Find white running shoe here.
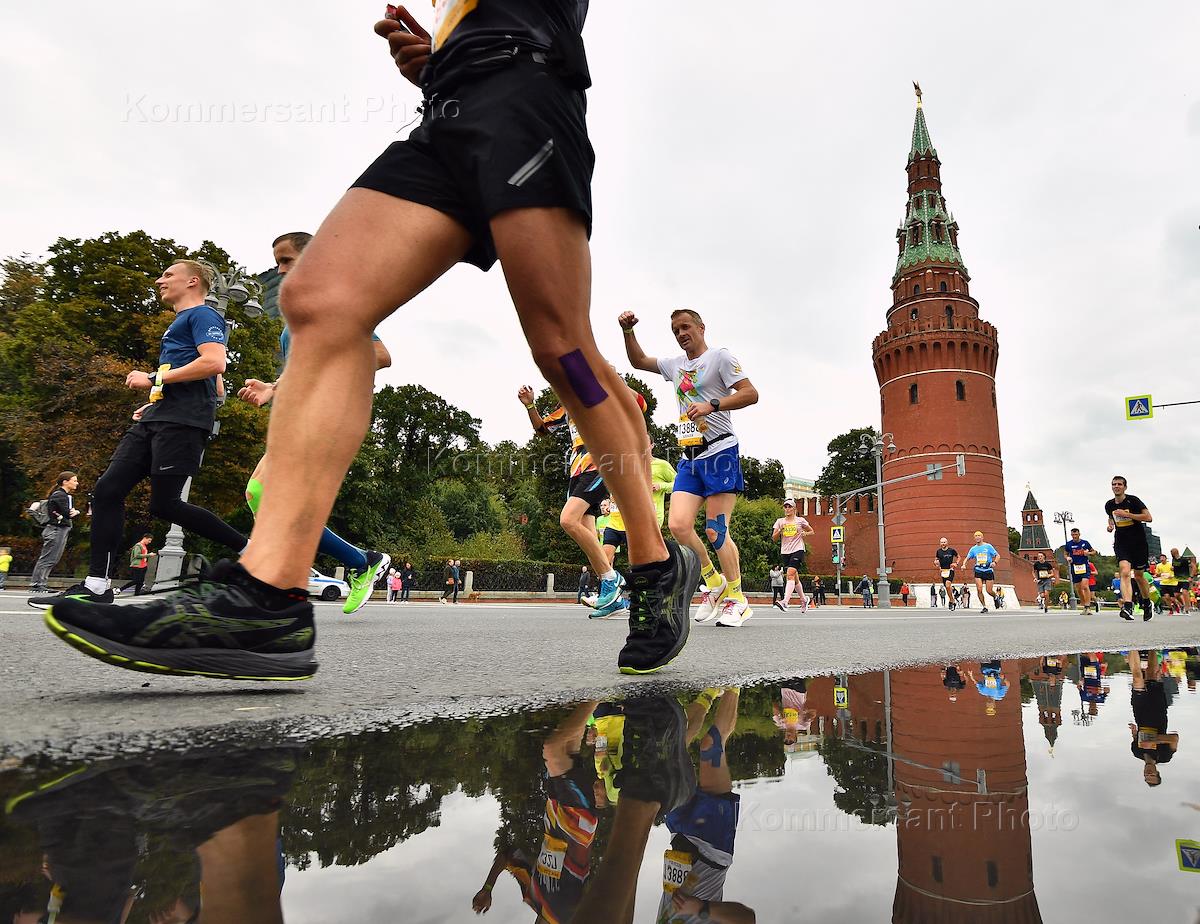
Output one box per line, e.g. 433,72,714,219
798,596,809,614
694,577,728,623
772,599,788,612
715,596,752,627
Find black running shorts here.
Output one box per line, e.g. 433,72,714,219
782,550,807,573
1114,529,1150,571
974,569,996,582
109,421,208,477
602,527,626,549
353,58,595,271
567,471,608,518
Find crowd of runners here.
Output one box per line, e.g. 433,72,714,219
17,3,1193,691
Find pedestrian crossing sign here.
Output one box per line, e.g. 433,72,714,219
1125,395,1153,420
1179,839,1200,873
834,686,849,709
831,526,845,544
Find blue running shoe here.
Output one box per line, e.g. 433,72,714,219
595,572,626,609
590,596,630,620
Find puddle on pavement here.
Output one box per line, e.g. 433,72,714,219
3,647,1199,923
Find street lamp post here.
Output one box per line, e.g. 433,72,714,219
153,264,263,590
1052,510,1077,608
861,431,897,608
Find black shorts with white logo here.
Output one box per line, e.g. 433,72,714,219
781,550,807,573
567,471,608,518
353,58,595,271
1114,529,1150,572
109,421,208,477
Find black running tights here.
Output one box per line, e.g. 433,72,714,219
89,461,246,578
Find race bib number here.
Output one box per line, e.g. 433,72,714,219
1045,657,1059,669
1083,665,1099,680
940,569,951,579
536,835,567,881
1073,563,1087,575
782,524,798,538
782,707,799,724
676,416,703,448
663,850,692,894
1113,513,1133,527
567,418,585,450
1137,727,1156,747
984,676,998,689
975,552,989,566
432,0,478,52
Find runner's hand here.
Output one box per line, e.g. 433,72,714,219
471,888,492,913
672,894,702,915
238,379,276,407
375,12,431,87
126,370,155,389
517,385,536,406
684,401,711,420
132,403,151,421
618,311,639,330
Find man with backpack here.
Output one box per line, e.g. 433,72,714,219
28,472,80,594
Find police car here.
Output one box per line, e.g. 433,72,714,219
308,568,350,601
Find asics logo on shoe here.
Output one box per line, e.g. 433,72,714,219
131,604,302,647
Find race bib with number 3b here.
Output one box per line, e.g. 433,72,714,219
1073,563,1087,575
536,835,567,880
432,0,478,51
976,552,988,566
663,850,693,893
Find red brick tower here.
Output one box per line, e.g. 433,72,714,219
872,88,1011,586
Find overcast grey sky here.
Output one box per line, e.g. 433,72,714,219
2,2,1197,552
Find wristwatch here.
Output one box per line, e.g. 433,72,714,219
709,398,721,412
698,900,711,920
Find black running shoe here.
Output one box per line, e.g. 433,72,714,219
981,606,989,614
44,560,317,681
28,582,114,610
618,543,699,675
612,697,695,820
1119,601,1135,621
1142,599,1154,622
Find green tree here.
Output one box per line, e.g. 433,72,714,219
1008,526,1021,554
813,427,878,496
741,456,785,501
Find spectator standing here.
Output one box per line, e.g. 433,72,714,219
400,561,415,602
929,583,939,607
387,568,402,603
0,547,11,589
811,576,825,607
900,582,910,607
769,565,785,606
939,585,947,607
577,566,592,603
857,574,874,608
29,472,80,593
453,559,463,603
441,559,456,605
116,533,156,596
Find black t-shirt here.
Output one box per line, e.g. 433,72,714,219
1034,561,1054,579
46,486,73,530
943,666,965,690
1104,495,1147,531
1131,682,1173,762
427,0,590,86
936,547,957,569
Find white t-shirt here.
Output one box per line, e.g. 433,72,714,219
657,348,747,460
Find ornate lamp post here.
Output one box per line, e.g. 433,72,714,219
860,431,897,608
1052,510,1077,608
152,264,263,589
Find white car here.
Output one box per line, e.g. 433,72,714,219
308,568,350,601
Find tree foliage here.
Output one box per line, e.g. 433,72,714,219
813,427,879,496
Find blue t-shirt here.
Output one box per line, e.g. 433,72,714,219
966,543,998,573
1065,539,1093,564
976,667,1008,700
140,304,227,430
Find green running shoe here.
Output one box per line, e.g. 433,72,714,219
344,551,390,614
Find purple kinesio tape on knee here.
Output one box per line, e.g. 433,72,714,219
559,350,608,408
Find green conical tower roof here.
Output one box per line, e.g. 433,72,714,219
894,86,967,283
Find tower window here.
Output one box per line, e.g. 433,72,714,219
945,305,954,326
909,383,919,404
956,380,965,401
910,308,919,320
940,281,948,292
913,284,921,295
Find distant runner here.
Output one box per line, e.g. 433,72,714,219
1064,528,1099,613
771,499,813,612
934,538,960,610
1032,553,1055,614
965,531,1000,614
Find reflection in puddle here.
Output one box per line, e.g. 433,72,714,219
2,648,1198,923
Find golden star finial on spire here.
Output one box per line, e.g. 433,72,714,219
913,81,923,107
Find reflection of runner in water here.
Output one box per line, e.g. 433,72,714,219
657,688,755,924
473,701,601,921
1076,652,1110,717
941,664,967,702
1128,650,1179,787
967,660,1009,716
771,680,815,749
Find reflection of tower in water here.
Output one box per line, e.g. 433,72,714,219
890,664,1042,923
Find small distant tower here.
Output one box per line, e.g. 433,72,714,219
1017,487,1053,562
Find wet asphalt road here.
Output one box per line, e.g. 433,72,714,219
1,591,1196,760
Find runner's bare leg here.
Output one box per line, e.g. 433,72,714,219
240,190,471,588
492,207,666,567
